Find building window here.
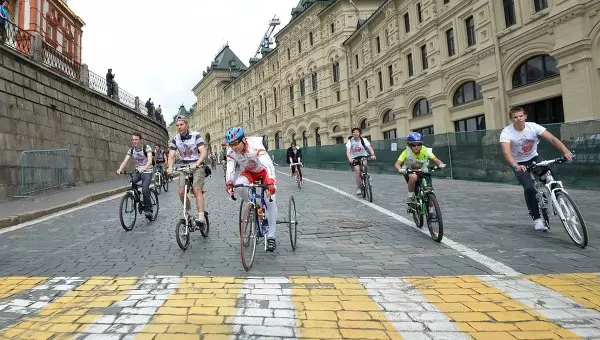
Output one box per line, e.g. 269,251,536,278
417,3,423,23
289,85,294,101
453,81,483,106
404,13,411,33
259,95,263,114
413,125,434,136
302,131,308,147
378,71,383,91
303,103,306,113
446,28,455,56
309,31,314,45
364,80,369,99
273,87,278,107
357,84,361,102
407,53,414,77
332,62,340,83
355,54,359,69
315,98,319,109
375,36,381,54
300,78,306,96
330,22,335,33
298,40,302,54
335,137,344,144
315,127,321,146
413,98,431,117
383,129,398,140
382,110,395,123
336,90,341,102
534,0,548,12
521,96,564,124
359,118,369,130
287,48,291,60
444,0,450,3
454,114,486,132
312,72,318,91
262,136,269,150
466,16,476,47
512,54,559,88
388,65,394,86
503,0,516,27
333,125,341,133
275,131,282,149
421,45,428,70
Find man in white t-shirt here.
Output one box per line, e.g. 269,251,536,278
346,127,377,195
499,107,573,231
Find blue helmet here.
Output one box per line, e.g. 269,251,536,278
225,127,245,144
407,132,423,143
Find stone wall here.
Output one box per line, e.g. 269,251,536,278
0,46,169,201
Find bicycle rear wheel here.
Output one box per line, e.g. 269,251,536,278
555,191,588,248
200,211,210,238
176,219,190,250
411,205,424,229
162,174,169,192
119,192,136,231
149,189,159,221
425,192,443,242
240,202,257,271
289,196,298,250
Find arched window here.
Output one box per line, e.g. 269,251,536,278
302,131,308,147
359,118,369,130
413,98,431,117
453,81,483,106
512,54,559,88
382,109,395,123
291,133,296,145
275,131,282,149
262,135,269,150
333,125,341,133
315,127,321,146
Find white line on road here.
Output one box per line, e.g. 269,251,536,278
277,170,521,277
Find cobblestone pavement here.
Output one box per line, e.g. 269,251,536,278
0,166,599,339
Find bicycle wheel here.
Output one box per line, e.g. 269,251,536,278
200,211,210,238
240,203,258,271
154,175,162,194
175,219,190,250
119,192,137,231
361,175,367,199
411,204,424,229
149,189,159,221
289,196,298,250
162,174,169,192
425,192,444,242
555,191,588,248
541,208,550,229
297,174,302,189
365,174,373,202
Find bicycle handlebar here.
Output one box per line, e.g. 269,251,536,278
405,165,445,174
290,162,303,167
526,156,571,171
229,183,273,202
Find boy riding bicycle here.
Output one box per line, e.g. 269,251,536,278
394,132,446,204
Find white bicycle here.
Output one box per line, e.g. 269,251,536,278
174,165,209,250
527,156,588,248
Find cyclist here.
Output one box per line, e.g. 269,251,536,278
224,127,279,252
346,127,376,195
394,132,446,204
166,115,208,225
154,144,167,183
500,107,573,231
116,132,154,219
286,142,303,183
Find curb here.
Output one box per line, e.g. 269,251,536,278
0,185,130,229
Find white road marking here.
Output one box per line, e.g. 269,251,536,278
277,170,520,277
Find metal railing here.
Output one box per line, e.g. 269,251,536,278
1,20,33,57
118,87,136,109
88,69,108,95
15,149,71,198
41,41,81,80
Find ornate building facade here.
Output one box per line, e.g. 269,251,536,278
189,0,600,152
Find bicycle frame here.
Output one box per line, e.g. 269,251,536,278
175,166,194,227
233,183,270,241
528,159,569,223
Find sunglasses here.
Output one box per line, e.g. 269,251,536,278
229,140,242,147
408,143,422,147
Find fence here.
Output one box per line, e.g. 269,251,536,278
270,120,600,190
15,149,71,198
2,20,32,57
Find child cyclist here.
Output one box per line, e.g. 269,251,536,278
394,132,446,204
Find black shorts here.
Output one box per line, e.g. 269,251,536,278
350,156,367,167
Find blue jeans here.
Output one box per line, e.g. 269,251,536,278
132,172,152,212
513,156,543,220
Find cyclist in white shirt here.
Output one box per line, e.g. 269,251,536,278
166,115,208,225
346,127,376,195
500,107,573,231
224,127,279,252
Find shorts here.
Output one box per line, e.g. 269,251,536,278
240,168,269,184
404,173,432,188
178,166,206,191
350,156,368,167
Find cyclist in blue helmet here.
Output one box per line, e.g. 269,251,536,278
224,127,279,252
394,131,446,204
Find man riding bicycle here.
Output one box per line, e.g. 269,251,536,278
394,132,446,204
116,132,154,219
500,107,573,231
224,127,279,252
166,115,208,225
286,142,303,183
346,127,376,195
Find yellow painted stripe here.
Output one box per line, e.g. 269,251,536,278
0,276,47,299
290,276,402,340
135,276,242,340
0,276,138,339
405,275,579,340
527,273,600,312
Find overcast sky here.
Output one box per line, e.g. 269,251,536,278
68,0,297,123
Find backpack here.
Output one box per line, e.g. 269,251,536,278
130,145,156,165
348,136,367,150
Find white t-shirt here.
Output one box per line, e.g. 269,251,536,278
346,137,371,158
499,122,547,162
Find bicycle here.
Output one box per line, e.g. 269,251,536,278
231,182,298,271
353,157,373,202
405,165,444,242
526,156,588,248
290,162,303,189
174,165,210,250
153,166,169,194
118,171,159,231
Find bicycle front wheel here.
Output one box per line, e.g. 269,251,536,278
149,189,159,221
119,192,136,231
555,191,588,248
162,174,169,192
365,174,373,202
425,192,443,242
240,202,257,271
200,211,210,238
154,175,162,194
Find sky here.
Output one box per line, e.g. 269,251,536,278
68,0,297,123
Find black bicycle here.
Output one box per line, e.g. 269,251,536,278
174,165,209,250
353,157,373,202
119,171,159,231
405,165,444,242
153,166,169,194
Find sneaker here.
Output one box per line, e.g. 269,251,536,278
195,214,205,226
406,196,414,204
356,188,362,195
145,210,153,220
266,238,276,252
534,218,548,231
